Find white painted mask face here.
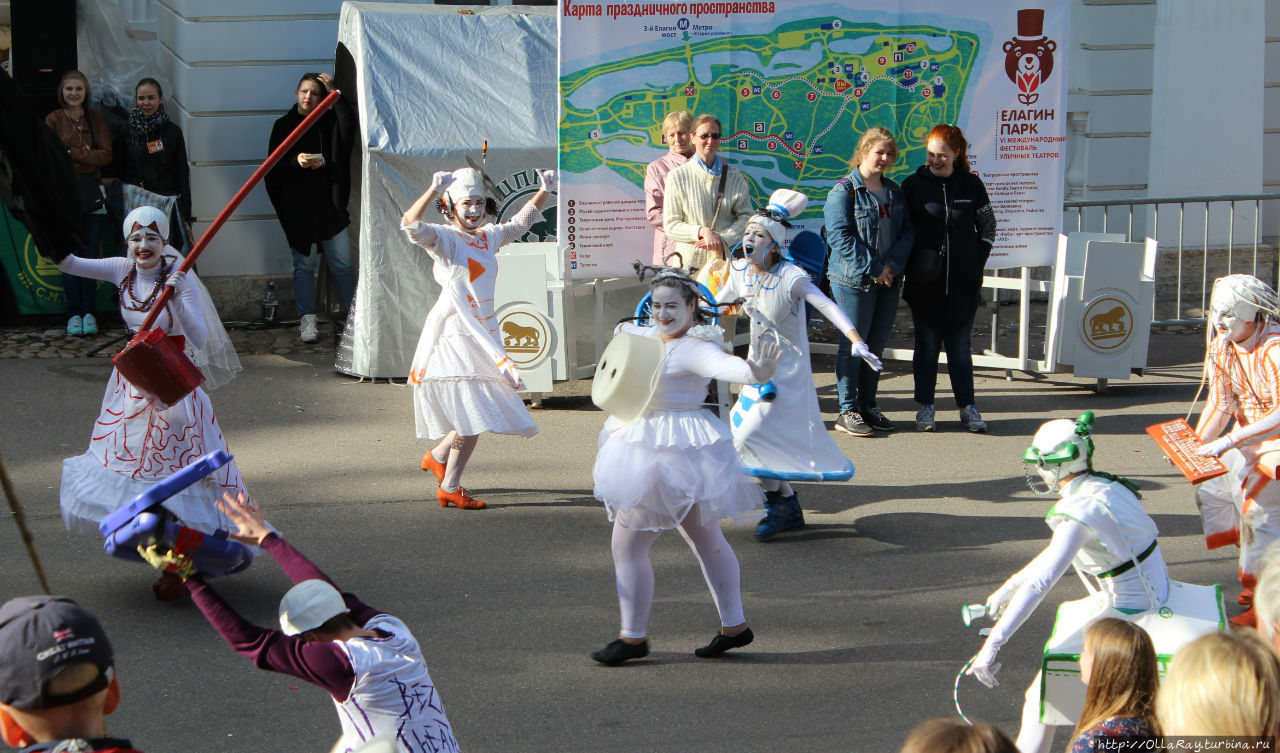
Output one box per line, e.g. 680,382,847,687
742,224,774,267
128,228,165,270
1209,298,1259,343
453,196,486,230
650,284,695,340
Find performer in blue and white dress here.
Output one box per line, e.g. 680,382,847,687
718,189,882,539
590,268,780,666
400,167,554,510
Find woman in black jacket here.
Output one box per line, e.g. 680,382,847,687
901,124,997,433
264,72,357,344
113,78,193,252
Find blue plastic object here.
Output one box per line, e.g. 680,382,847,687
104,511,253,577
786,230,827,281
98,450,252,577
98,449,232,536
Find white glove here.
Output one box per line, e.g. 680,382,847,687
748,339,781,382
537,169,558,192
984,577,1020,621
1197,436,1234,458
165,271,186,295
850,341,882,372
967,644,1002,689
429,170,454,194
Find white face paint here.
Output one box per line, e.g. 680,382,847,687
742,223,775,268
452,196,486,230
128,228,165,269
651,284,695,341
1209,299,1259,343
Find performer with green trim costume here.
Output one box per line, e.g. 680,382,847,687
968,412,1172,753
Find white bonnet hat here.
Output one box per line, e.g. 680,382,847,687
445,167,487,205
746,189,808,247
122,206,170,243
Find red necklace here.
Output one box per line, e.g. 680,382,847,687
118,257,173,312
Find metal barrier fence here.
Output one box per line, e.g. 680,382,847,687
1063,193,1280,324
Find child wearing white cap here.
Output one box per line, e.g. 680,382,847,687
176,492,459,753
717,189,882,539
55,205,246,599
399,167,555,510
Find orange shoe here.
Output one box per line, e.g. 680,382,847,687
437,486,486,509
1231,607,1258,628
421,452,447,483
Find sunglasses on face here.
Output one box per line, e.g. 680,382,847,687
697,132,721,140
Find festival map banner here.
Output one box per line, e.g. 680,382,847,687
558,0,1068,279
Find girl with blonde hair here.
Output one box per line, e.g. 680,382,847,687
1067,618,1159,752
1156,629,1280,738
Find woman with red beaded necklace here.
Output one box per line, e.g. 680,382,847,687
55,206,249,599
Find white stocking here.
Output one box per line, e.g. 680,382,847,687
676,510,745,628
1015,672,1056,753
610,520,659,639
441,434,478,492
761,478,781,493
779,481,794,497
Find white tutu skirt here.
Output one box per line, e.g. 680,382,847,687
412,329,537,440
593,409,764,532
60,369,246,537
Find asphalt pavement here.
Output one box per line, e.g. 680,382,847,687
0,321,1233,753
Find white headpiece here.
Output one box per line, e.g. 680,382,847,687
1210,274,1280,324
123,206,169,243
444,167,487,205
746,189,808,248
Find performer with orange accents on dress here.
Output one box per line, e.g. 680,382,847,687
1193,274,1280,625
400,167,554,509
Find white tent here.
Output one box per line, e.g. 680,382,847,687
336,2,557,378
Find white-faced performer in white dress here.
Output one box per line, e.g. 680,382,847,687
56,206,246,596
399,167,554,510
589,268,781,666
717,189,883,540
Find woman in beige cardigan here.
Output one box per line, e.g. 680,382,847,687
661,114,754,271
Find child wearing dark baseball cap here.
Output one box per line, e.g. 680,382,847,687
0,596,141,752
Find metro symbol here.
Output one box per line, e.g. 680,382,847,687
834,79,850,93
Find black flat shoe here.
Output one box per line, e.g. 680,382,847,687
591,638,650,665
694,627,754,658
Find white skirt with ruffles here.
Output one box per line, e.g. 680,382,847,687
412,328,537,440
60,369,246,536
592,408,764,531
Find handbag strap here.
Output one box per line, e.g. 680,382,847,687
709,164,729,229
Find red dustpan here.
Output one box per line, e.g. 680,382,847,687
114,89,343,407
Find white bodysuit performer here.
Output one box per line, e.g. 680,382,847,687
400,167,554,510
1193,274,1280,626
56,206,246,596
716,188,882,539
968,413,1171,753
590,269,780,665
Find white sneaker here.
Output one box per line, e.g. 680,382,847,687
299,314,319,343
959,405,988,433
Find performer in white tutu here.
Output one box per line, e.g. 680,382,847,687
968,413,1173,753
718,188,882,540
56,205,246,598
400,167,554,510
1192,273,1280,626
590,268,780,665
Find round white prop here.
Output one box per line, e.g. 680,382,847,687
591,332,664,424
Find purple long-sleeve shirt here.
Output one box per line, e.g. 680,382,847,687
185,534,381,702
